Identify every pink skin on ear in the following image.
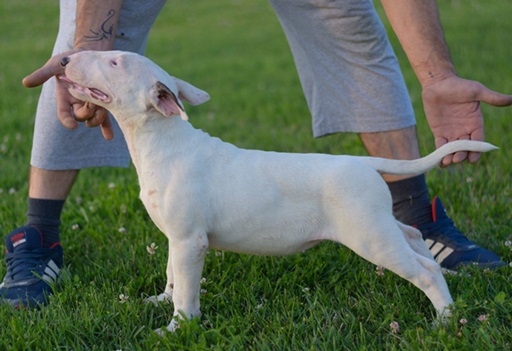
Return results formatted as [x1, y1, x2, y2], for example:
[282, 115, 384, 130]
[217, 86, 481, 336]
[151, 81, 183, 117]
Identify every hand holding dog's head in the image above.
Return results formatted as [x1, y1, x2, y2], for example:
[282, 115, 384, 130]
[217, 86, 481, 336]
[23, 49, 115, 140]
[58, 51, 210, 122]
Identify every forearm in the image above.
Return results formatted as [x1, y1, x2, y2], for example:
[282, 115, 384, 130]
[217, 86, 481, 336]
[380, 0, 455, 87]
[74, 0, 124, 50]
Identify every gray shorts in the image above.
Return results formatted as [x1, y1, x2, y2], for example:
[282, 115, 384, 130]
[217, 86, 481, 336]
[31, 0, 415, 170]
[270, 0, 416, 137]
[30, 0, 166, 170]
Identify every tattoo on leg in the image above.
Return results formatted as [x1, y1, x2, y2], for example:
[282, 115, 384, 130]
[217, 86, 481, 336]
[84, 9, 116, 42]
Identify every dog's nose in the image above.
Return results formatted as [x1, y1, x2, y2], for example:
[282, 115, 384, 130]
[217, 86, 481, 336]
[60, 56, 70, 67]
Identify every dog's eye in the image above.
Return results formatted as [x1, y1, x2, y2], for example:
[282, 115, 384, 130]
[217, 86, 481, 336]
[111, 60, 118, 67]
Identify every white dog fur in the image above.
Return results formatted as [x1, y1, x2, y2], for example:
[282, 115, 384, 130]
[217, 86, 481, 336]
[59, 50, 497, 334]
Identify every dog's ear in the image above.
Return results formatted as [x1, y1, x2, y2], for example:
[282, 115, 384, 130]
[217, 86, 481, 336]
[149, 81, 183, 117]
[175, 78, 210, 106]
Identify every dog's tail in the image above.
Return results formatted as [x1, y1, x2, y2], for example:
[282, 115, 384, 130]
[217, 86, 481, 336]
[357, 140, 497, 175]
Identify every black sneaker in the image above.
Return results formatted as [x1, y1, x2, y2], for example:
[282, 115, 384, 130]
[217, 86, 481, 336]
[418, 196, 505, 271]
[0, 226, 62, 308]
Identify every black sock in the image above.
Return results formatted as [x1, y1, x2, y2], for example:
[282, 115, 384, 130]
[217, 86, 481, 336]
[386, 174, 433, 228]
[26, 198, 65, 248]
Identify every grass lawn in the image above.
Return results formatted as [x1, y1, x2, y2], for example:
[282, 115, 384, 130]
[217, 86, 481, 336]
[0, 0, 511, 349]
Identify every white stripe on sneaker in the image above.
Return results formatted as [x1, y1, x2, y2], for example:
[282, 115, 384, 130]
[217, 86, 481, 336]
[436, 247, 455, 265]
[425, 239, 454, 265]
[42, 260, 60, 284]
[429, 242, 446, 257]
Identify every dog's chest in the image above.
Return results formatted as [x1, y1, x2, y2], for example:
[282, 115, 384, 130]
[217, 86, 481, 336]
[138, 183, 168, 232]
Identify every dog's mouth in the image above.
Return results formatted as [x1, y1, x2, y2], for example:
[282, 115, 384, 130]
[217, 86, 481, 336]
[57, 75, 111, 103]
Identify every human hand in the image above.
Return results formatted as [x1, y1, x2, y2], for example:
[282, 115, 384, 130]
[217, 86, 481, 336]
[22, 49, 114, 140]
[422, 75, 512, 166]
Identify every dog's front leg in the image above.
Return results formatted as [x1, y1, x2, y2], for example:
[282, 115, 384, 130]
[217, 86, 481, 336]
[145, 243, 174, 306]
[155, 233, 209, 335]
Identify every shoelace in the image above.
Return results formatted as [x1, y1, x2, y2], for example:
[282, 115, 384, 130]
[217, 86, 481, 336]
[4, 248, 48, 281]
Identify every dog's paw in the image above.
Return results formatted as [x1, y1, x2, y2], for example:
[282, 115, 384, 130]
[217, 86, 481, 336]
[154, 319, 180, 336]
[432, 307, 452, 328]
[144, 291, 173, 306]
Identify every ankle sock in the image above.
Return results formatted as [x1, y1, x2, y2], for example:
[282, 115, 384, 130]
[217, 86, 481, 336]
[386, 174, 433, 228]
[26, 198, 65, 248]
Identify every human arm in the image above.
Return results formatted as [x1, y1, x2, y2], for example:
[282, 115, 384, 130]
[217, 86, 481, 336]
[22, 0, 124, 140]
[380, 0, 512, 165]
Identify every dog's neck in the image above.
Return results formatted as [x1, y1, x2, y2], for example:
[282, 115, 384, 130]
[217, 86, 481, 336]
[112, 110, 214, 175]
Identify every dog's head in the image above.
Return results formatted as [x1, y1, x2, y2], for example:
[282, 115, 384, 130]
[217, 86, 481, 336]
[58, 50, 210, 121]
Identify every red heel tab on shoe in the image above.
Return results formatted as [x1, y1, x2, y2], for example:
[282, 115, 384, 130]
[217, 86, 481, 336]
[431, 196, 439, 222]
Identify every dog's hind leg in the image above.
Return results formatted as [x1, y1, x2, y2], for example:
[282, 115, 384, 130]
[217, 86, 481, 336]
[336, 216, 453, 320]
[397, 221, 433, 260]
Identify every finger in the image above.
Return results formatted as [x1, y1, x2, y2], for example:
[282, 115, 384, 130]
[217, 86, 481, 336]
[441, 153, 454, 167]
[56, 94, 78, 130]
[451, 150, 468, 164]
[477, 84, 512, 107]
[450, 135, 471, 164]
[100, 114, 115, 140]
[22, 55, 65, 88]
[467, 151, 481, 164]
[73, 102, 98, 122]
[84, 108, 114, 140]
[84, 107, 107, 128]
[435, 137, 453, 167]
[467, 128, 484, 163]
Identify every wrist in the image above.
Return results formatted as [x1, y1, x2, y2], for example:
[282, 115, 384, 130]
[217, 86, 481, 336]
[415, 60, 456, 88]
[73, 40, 114, 52]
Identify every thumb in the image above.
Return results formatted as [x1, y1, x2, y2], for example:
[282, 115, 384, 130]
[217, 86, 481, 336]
[477, 83, 512, 107]
[100, 114, 115, 141]
[22, 55, 65, 88]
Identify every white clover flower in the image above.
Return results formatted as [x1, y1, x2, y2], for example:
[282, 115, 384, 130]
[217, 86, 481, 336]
[119, 294, 129, 303]
[108, 182, 116, 189]
[389, 321, 400, 334]
[118, 227, 126, 233]
[477, 314, 488, 322]
[375, 266, 385, 276]
[72, 224, 80, 230]
[8, 188, 16, 195]
[146, 242, 158, 255]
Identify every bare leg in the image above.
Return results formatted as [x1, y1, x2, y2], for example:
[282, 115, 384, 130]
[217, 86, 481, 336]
[29, 167, 78, 200]
[359, 126, 421, 182]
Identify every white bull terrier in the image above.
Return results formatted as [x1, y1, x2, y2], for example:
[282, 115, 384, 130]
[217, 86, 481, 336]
[59, 50, 497, 334]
